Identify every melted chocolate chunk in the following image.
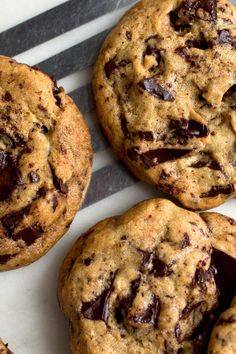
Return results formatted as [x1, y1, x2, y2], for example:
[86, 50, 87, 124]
[191, 153, 221, 171]
[28, 171, 40, 183]
[139, 77, 174, 101]
[200, 184, 234, 198]
[218, 29, 232, 44]
[131, 296, 160, 326]
[0, 254, 14, 264]
[13, 225, 43, 246]
[83, 257, 94, 266]
[135, 131, 154, 141]
[105, 57, 130, 79]
[127, 147, 139, 161]
[151, 257, 174, 278]
[217, 315, 236, 326]
[192, 265, 216, 292]
[186, 36, 209, 50]
[223, 85, 236, 99]
[0, 151, 21, 201]
[170, 119, 209, 138]
[119, 115, 129, 138]
[197, 0, 217, 22]
[139, 250, 154, 270]
[180, 233, 191, 249]
[140, 149, 191, 168]
[81, 271, 117, 323]
[180, 301, 203, 320]
[1, 205, 31, 237]
[3, 91, 13, 102]
[212, 248, 236, 310]
[50, 166, 68, 194]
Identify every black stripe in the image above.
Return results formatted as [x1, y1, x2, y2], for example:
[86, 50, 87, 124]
[89, 125, 108, 152]
[37, 30, 109, 79]
[83, 161, 137, 208]
[0, 0, 137, 57]
[69, 84, 93, 114]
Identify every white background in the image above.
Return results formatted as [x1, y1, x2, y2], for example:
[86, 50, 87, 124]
[0, 0, 235, 353]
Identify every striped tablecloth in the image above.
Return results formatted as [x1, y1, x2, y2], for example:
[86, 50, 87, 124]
[0, 0, 235, 353]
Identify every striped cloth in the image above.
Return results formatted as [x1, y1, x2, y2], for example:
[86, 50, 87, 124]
[0, 1, 234, 353]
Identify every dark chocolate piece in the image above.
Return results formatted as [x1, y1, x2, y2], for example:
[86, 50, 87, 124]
[140, 149, 191, 168]
[0, 254, 14, 264]
[1, 205, 31, 237]
[139, 77, 174, 101]
[53, 86, 63, 107]
[50, 166, 68, 194]
[200, 184, 234, 198]
[0, 151, 21, 201]
[180, 233, 191, 249]
[28, 171, 40, 183]
[134, 131, 154, 141]
[105, 57, 130, 79]
[3, 91, 13, 102]
[217, 315, 236, 326]
[126, 31, 132, 41]
[218, 30, 232, 44]
[81, 271, 117, 324]
[180, 301, 204, 320]
[119, 115, 129, 138]
[175, 323, 181, 342]
[192, 265, 216, 292]
[131, 296, 160, 326]
[170, 119, 209, 138]
[13, 225, 43, 246]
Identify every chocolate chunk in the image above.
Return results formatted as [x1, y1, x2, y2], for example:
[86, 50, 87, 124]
[180, 301, 203, 320]
[53, 86, 63, 107]
[139, 249, 154, 270]
[83, 257, 94, 266]
[131, 296, 160, 326]
[180, 233, 191, 249]
[175, 323, 181, 342]
[105, 57, 130, 79]
[217, 315, 236, 326]
[200, 184, 234, 198]
[1, 205, 31, 237]
[175, 46, 189, 59]
[191, 154, 221, 171]
[126, 31, 132, 40]
[170, 119, 209, 138]
[0, 151, 21, 201]
[139, 77, 174, 101]
[50, 166, 68, 194]
[0, 254, 14, 264]
[135, 131, 154, 141]
[141, 149, 191, 168]
[41, 125, 49, 134]
[37, 104, 49, 116]
[13, 225, 43, 246]
[81, 271, 117, 323]
[198, 0, 217, 22]
[218, 29, 232, 44]
[51, 194, 58, 211]
[223, 85, 236, 99]
[212, 248, 236, 310]
[151, 256, 174, 278]
[119, 115, 129, 138]
[127, 147, 139, 161]
[186, 36, 209, 50]
[3, 91, 13, 102]
[192, 265, 216, 292]
[28, 171, 40, 183]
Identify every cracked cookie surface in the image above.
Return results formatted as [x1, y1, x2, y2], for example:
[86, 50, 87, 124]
[93, 0, 236, 210]
[58, 199, 236, 354]
[0, 56, 92, 271]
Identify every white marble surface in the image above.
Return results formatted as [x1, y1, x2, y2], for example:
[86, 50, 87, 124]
[0, 1, 235, 353]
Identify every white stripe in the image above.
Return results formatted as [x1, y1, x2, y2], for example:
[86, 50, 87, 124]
[0, 0, 68, 33]
[58, 67, 92, 93]
[14, 4, 135, 66]
[93, 148, 116, 172]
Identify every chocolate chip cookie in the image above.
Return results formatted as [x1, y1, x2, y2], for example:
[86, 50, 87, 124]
[58, 198, 236, 354]
[0, 56, 92, 271]
[93, 0, 236, 210]
[0, 340, 13, 354]
[208, 296, 236, 354]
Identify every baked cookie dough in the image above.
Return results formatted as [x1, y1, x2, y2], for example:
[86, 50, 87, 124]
[93, 0, 236, 210]
[0, 339, 13, 354]
[0, 56, 92, 271]
[58, 198, 236, 353]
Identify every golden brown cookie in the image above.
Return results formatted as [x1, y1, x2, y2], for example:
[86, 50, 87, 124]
[93, 0, 236, 210]
[58, 198, 236, 354]
[0, 55, 92, 271]
[0, 339, 13, 354]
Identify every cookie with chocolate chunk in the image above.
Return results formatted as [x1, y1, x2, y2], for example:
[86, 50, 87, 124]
[208, 297, 236, 354]
[0, 56, 92, 271]
[93, 0, 236, 210]
[0, 339, 13, 354]
[58, 198, 236, 354]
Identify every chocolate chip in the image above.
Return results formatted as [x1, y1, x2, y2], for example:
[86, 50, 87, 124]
[0, 151, 21, 201]
[0, 254, 14, 264]
[119, 115, 129, 138]
[81, 271, 117, 324]
[121, 235, 128, 241]
[139, 77, 174, 101]
[53, 86, 63, 107]
[50, 166, 68, 194]
[126, 31, 132, 40]
[104, 57, 130, 79]
[41, 125, 49, 134]
[170, 119, 209, 138]
[83, 257, 94, 266]
[200, 184, 234, 198]
[28, 171, 40, 183]
[217, 315, 236, 326]
[192, 265, 216, 292]
[140, 149, 191, 168]
[127, 147, 139, 161]
[180, 233, 191, 249]
[37, 187, 47, 197]
[131, 296, 160, 326]
[37, 104, 49, 116]
[151, 257, 174, 278]
[180, 301, 204, 320]
[198, 0, 217, 22]
[51, 194, 58, 211]
[186, 36, 209, 50]
[175, 46, 189, 59]
[191, 153, 222, 171]
[3, 91, 13, 102]
[134, 131, 154, 141]
[223, 85, 236, 99]
[13, 225, 43, 246]
[1, 205, 31, 237]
